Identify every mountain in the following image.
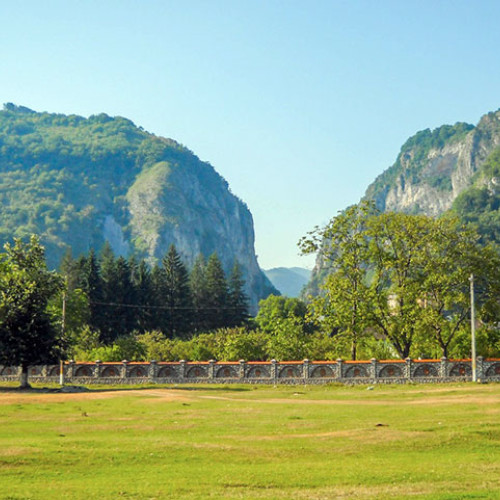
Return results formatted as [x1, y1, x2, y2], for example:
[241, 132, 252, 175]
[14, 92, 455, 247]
[263, 267, 311, 298]
[0, 103, 277, 309]
[365, 110, 500, 216]
[307, 108, 500, 295]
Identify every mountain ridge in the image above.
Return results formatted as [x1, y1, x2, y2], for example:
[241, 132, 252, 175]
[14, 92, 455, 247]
[0, 103, 277, 309]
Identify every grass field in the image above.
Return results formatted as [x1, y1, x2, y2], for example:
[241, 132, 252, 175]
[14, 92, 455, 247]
[1, 382, 500, 499]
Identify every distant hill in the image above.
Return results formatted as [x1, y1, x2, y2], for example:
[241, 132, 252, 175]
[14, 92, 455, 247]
[0, 103, 277, 309]
[263, 267, 311, 297]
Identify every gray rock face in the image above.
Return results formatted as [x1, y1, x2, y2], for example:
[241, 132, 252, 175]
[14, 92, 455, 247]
[366, 110, 500, 216]
[125, 160, 275, 311]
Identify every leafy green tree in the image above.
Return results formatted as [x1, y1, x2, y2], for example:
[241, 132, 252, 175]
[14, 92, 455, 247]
[0, 236, 64, 387]
[255, 295, 310, 333]
[300, 203, 375, 360]
[302, 205, 500, 359]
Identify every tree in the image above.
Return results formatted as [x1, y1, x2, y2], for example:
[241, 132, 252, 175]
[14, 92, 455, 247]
[189, 254, 210, 332]
[160, 245, 193, 338]
[204, 253, 229, 331]
[130, 257, 154, 333]
[301, 204, 500, 359]
[0, 236, 64, 387]
[79, 249, 105, 337]
[227, 261, 250, 327]
[300, 203, 375, 359]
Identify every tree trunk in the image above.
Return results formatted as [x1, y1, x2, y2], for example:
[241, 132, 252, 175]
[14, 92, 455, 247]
[351, 338, 357, 361]
[19, 365, 31, 389]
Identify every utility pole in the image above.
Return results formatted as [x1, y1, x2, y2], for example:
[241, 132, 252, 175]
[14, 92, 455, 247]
[60, 286, 67, 386]
[469, 274, 477, 382]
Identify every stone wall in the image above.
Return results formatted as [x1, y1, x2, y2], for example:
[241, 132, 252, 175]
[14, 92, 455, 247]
[2, 357, 500, 385]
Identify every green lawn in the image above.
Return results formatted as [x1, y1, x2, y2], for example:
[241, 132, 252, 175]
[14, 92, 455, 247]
[1, 383, 500, 499]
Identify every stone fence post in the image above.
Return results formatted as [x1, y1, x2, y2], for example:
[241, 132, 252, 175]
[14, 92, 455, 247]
[405, 358, 412, 380]
[121, 360, 128, 379]
[271, 359, 278, 383]
[370, 358, 377, 380]
[440, 357, 448, 378]
[179, 360, 186, 381]
[94, 360, 102, 379]
[336, 359, 343, 379]
[477, 356, 484, 381]
[208, 360, 216, 380]
[239, 360, 246, 380]
[149, 361, 157, 381]
[67, 360, 75, 380]
[303, 359, 310, 381]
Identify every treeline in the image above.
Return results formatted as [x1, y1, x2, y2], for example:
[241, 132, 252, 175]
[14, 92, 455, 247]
[60, 243, 249, 342]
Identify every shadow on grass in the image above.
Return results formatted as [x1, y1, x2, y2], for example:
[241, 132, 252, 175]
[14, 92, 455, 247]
[0, 383, 253, 394]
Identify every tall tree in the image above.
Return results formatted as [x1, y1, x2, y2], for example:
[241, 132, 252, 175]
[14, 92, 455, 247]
[227, 261, 250, 327]
[189, 254, 210, 332]
[300, 202, 375, 359]
[80, 249, 105, 337]
[130, 257, 155, 333]
[161, 245, 193, 338]
[204, 253, 229, 330]
[0, 236, 64, 387]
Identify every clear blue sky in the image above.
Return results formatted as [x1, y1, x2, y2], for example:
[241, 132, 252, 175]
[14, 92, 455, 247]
[1, 0, 500, 269]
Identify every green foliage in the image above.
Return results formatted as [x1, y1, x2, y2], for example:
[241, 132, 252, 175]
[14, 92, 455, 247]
[0, 104, 198, 266]
[0, 235, 64, 384]
[451, 146, 500, 247]
[301, 206, 500, 359]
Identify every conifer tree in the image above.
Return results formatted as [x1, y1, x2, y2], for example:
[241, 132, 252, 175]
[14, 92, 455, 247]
[161, 245, 193, 338]
[205, 253, 229, 330]
[227, 261, 249, 327]
[189, 254, 209, 332]
[131, 257, 154, 333]
[81, 249, 105, 337]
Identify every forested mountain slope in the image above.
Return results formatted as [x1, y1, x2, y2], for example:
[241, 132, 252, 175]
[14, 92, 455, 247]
[0, 104, 277, 308]
[305, 108, 500, 296]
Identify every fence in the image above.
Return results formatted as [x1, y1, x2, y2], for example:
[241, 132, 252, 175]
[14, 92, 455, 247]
[2, 357, 500, 385]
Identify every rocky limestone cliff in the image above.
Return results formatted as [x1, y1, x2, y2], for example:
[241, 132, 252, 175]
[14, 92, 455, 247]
[365, 110, 500, 216]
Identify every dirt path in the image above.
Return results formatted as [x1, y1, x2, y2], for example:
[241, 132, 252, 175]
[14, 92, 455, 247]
[1, 386, 499, 406]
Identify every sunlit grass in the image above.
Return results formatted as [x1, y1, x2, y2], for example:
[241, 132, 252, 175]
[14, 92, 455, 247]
[1, 383, 500, 499]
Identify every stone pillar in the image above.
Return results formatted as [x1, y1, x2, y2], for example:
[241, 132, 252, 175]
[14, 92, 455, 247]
[179, 360, 186, 380]
[370, 358, 377, 380]
[271, 359, 278, 383]
[94, 360, 101, 379]
[477, 356, 484, 381]
[405, 358, 412, 380]
[303, 359, 310, 381]
[149, 361, 157, 381]
[208, 360, 216, 380]
[440, 357, 448, 378]
[121, 360, 128, 379]
[239, 360, 246, 380]
[67, 360, 76, 380]
[41, 365, 48, 378]
[336, 359, 343, 379]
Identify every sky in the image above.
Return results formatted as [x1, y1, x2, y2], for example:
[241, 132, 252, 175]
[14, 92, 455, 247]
[1, 0, 500, 270]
